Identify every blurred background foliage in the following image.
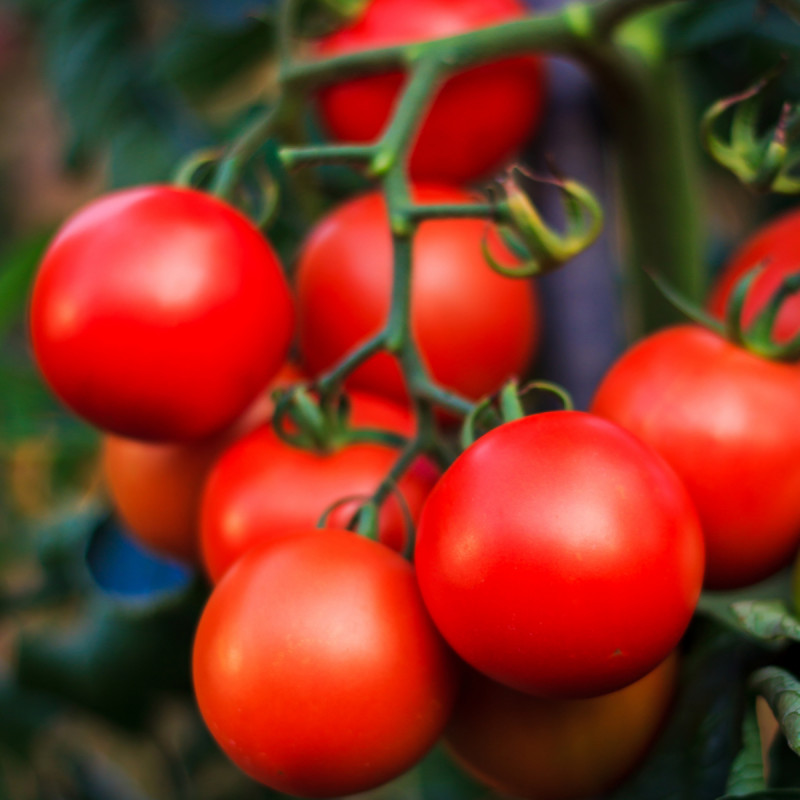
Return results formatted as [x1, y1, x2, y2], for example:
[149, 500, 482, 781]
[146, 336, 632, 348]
[0, 0, 799, 797]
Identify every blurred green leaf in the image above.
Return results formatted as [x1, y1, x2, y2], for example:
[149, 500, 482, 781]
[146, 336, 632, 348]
[0, 679, 60, 758]
[726, 704, 766, 795]
[156, 18, 273, 102]
[0, 232, 51, 343]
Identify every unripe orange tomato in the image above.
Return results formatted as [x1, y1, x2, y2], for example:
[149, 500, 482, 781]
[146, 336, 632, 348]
[445, 652, 677, 800]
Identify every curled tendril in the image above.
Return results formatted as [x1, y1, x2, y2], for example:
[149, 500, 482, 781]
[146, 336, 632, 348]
[460, 378, 574, 449]
[702, 64, 800, 195]
[482, 165, 603, 278]
[173, 148, 223, 189]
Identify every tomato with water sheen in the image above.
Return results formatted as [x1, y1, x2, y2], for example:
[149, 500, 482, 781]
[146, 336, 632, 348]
[446, 652, 677, 800]
[30, 186, 293, 441]
[200, 391, 439, 582]
[193, 529, 458, 797]
[709, 209, 800, 346]
[315, 0, 544, 183]
[415, 411, 703, 698]
[102, 364, 305, 563]
[297, 186, 539, 406]
[592, 325, 800, 590]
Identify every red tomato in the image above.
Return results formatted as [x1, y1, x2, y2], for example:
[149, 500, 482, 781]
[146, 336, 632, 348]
[297, 186, 539, 406]
[102, 364, 305, 564]
[592, 325, 800, 590]
[445, 652, 677, 800]
[709, 209, 800, 345]
[200, 391, 439, 582]
[193, 529, 458, 797]
[30, 186, 294, 441]
[315, 0, 545, 183]
[415, 411, 703, 698]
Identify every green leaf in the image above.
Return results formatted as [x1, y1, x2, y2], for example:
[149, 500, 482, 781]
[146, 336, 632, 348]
[768, 730, 800, 790]
[726, 704, 766, 795]
[155, 18, 273, 102]
[0, 679, 61, 758]
[0, 231, 51, 342]
[730, 601, 800, 645]
[718, 792, 800, 799]
[609, 623, 755, 800]
[750, 668, 800, 757]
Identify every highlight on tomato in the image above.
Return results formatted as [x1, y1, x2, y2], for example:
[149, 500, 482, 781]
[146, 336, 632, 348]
[102, 363, 305, 564]
[30, 185, 294, 442]
[200, 390, 439, 582]
[709, 208, 800, 346]
[415, 410, 704, 698]
[296, 185, 540, 407]
[192, 528, 458, 798]
[314, 0, 545, 183]
[592, 324, 800, 590]
[445, 652, 678, 800]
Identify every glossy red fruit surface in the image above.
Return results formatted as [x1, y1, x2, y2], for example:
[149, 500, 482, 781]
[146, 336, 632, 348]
[31, 186, 294, 441]
[415, 411, 703, 698]
[297, 185, 539, 406]
[193, 529, 458, 797]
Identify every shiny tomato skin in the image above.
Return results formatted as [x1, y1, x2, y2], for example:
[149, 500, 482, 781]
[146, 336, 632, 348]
[415, 411, 703, 698]
[297, 186, 539, 406]
[193, 529, 458, 797]
[102, 364, 305, 564]
[709, 210, 800, 345]
[445, 652, 677, 800]
[315, 0, 544, 183]
[592, 325, 800, 590]
[30, 186, 294, 441]
[200, 391, 439, 582]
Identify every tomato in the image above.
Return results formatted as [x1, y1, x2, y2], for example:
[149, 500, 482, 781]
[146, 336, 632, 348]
[592, 324, 800, 590]
[297, 186, 539, 406]
[314, 0, 544, 183]
[200, 390, 439, 582]
[709, 209, 800, 345]
[415, 411, 703, 698]
[193, 528, 458, 797]
[102, 364, 305, 564]
[30, 186, 294, 441]
[445, 652, 677, 800]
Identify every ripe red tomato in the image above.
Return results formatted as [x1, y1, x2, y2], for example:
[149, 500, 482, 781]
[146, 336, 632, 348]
[200, 391, 439, 582]
[30, 186, 294, 441]
[193, 528, 458, 797]
[709, 209, 800, 345]
[445, 652, 677, 800]
[297, 185, 539, 406]
[314, 0, 544, 183]
[415, 411, 703, 698]
[592, 325, 800, 590]
[102, 364, 305, 564]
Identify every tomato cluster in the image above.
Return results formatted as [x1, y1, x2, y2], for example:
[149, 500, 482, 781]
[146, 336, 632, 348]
[26, 1, 800, 798]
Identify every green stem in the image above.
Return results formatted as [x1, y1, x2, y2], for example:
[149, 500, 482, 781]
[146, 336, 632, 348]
[315, 332, 388, 400]
[593, 38, 706, 334]
[280, 144, 376, 169]
[370, 56, 444, 177]
[406, 202, 498, 221]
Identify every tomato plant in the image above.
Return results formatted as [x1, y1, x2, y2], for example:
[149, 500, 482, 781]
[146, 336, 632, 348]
[709, 209, 800, 345]
[101, 363, 305, 563]
[592, 324, 800, 590]
[192, 528, 458, 798]
[30, 186, 294, 441]
[296, 185, 539, 406]
[445, 652, 677, 800]
[415, 411, 704, 698]
[314, 0, 545, 183]
[200, 390, 439, 582]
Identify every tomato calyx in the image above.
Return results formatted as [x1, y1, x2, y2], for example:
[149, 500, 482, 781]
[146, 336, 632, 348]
[272, 384, 408, 453]
[461, 378, 574, 449]
[649, 261, 800, 363]
[701, 64, 800, 195]
[485, 165, 603, 278]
